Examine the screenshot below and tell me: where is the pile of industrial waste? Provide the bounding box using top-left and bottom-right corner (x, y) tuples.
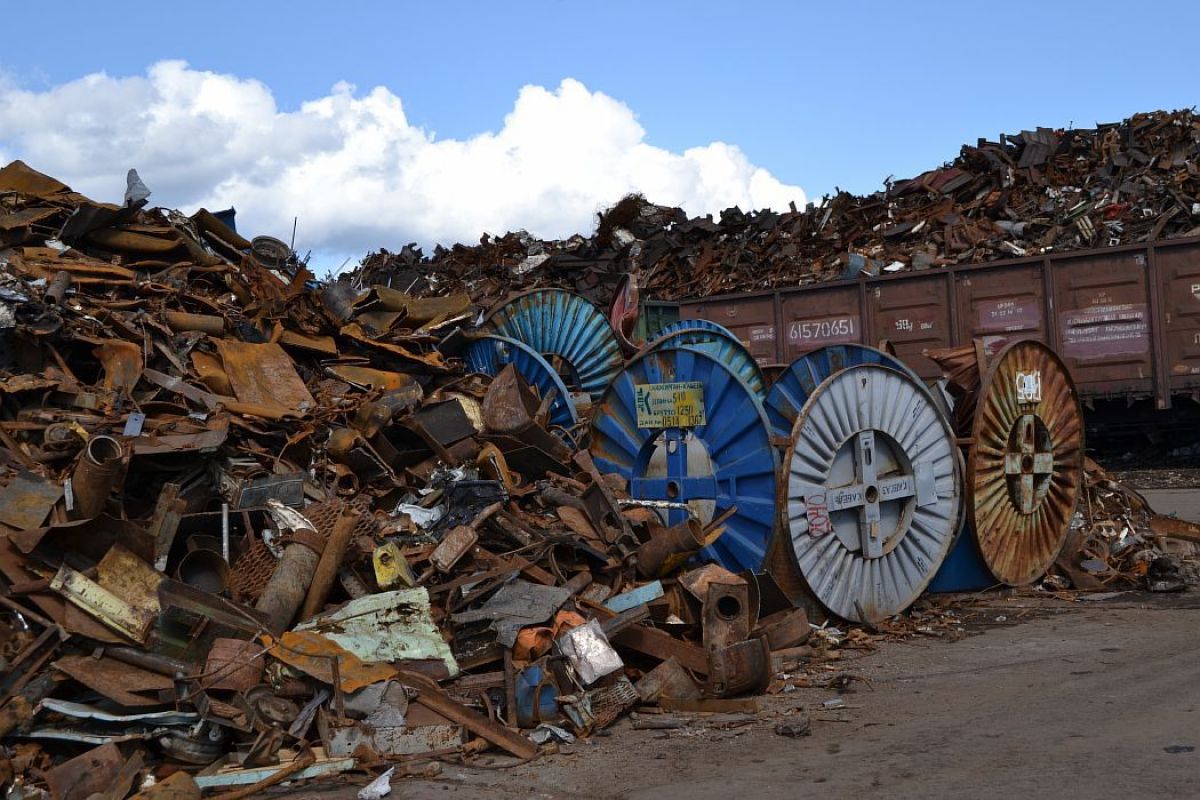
(4, 145), (1200, 798)
(359, 108), (1200, 305)
(0, 161), (818, 797)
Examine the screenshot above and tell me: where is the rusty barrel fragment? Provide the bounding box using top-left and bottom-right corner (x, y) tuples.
(255, 504), (323, 633)
(175, 549), (231, 595)
(636, 519), (705, 578)
(45, 270), (71, 304)
(69, 435), (125, 519)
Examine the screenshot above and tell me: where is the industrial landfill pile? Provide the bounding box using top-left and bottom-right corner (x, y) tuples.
(358, 108), (1200, 305)
(5, 120), (1200, 796)
(0, 160), (823, 797)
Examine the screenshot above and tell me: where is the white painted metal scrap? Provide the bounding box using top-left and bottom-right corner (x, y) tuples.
(784, 365), (961, 622)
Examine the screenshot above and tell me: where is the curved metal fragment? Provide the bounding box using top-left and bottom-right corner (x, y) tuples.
(464, 335), (579, 434)
(481, 289), (622, 401)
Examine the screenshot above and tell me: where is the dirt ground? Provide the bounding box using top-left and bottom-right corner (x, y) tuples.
(280, 591), (1200, 800)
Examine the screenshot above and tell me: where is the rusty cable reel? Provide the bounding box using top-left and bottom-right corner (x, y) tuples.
(968, 339), (1084, 586)
(783, 365), (961, 622)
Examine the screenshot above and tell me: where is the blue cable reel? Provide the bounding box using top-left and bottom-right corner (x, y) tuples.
(642, 329), (767, 397)
(764, 344), (924, 441)
(464, 335), (579, 438)
(650, 318), (740, 343)
(481, 289), (623, 402)
(590, 346), (778, 573)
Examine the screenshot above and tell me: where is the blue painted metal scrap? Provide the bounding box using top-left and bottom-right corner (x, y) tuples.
(643, 327), (767, 397)
(764, 343), (923, 440)
(464, 334), (579, 435)
(481, 289), (623, 401)
(590, 346), (778, 573)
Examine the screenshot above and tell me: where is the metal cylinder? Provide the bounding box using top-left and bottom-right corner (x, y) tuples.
(299, 505), (361, 621)
(162, 311), (225, 335)
(255, 540), (321, 634)
(45, 271), (71, 305)
(636, 519), (705, 578)
(70, 435), (125, 519)
(175, 549), (231, 595)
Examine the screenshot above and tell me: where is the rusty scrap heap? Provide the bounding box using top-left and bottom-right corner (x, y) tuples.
(0, 161), (811, 796)
(360, 109), (1200, 303)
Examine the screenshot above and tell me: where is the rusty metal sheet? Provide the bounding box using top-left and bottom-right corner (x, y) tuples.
(96, 543), (162, 616)
(92, 340), (144, 394)
(326, 363), (417, 390)
(1053, 250), (1153, 396)
(0, 472), (63, 530)
(214, 340), (315, 414)
(1154, 241), (1200, 394)
(866, 274), (951, 379)
(679, 294), (777, 365)
(780, 284), (864, 362)
(278, 329), (339, 356)
(262, 631), (397, 693)
(53, 655), (173, 707)
(45, 742), (125, 800)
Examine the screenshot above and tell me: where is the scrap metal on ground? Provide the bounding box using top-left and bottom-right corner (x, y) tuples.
(0, 163), (813, 797)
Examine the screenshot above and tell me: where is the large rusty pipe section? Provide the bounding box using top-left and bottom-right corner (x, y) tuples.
(70, 435), (125, 519)
(299, 505), (362, 620)
(255, 518), (322, 633)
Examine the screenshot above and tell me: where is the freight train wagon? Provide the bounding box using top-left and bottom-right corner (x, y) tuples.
(641, 236), (1200, 430)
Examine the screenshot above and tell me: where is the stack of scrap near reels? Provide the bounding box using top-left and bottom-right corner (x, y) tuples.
(771, 347), (963, 623)
(927, 339), (1085, 589)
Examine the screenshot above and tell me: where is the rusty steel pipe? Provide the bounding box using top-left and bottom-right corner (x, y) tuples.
(69, 435), (125, 520)
(299, 505), (362, 621)
(163, 311), (225, 335)
(635, 519), (705, 578)
(254, 513), (323, 633)
(45, 270), (71, 304)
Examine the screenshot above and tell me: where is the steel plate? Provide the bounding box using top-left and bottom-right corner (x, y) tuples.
(642, 329), (766, 397)
(464, 335), (579, 434)
(590, 347), (778, 572)
(783, 365), (961, 622)
(482, 289), (622, 401)
(765, 344), (922, 441)
(968, 339), (1084, 586)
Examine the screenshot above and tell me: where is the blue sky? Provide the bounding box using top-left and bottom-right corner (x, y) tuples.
(0, 1), (1196, 262)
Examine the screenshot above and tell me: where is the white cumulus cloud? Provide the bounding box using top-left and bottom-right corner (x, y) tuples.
(0, 61), (805, 265)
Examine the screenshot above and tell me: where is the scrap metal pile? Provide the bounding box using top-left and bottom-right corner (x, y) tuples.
(360, 109), (1200, 303)
(0, 162), (812, 797)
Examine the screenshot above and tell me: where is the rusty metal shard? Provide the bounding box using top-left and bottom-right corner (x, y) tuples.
(214, 340), (315, 414)
(0, 472), (63, 530)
